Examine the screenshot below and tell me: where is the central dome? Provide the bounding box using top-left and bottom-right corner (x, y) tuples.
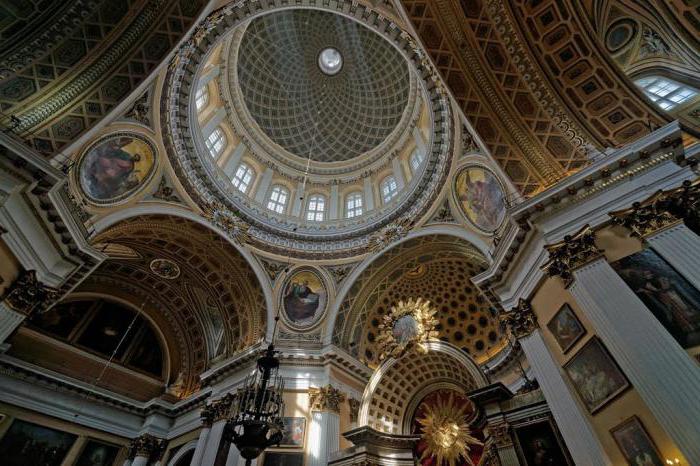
(235, 9), (411, 163)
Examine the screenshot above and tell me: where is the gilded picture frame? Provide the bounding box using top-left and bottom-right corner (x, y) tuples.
(610, 416), (664, 466)
(546, 303), (586, 354)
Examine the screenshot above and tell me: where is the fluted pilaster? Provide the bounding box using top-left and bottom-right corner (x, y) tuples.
(308, 385), (344, 466)
(646, 223), (700, 291)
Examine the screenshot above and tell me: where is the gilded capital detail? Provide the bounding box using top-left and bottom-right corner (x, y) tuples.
(128, 434), (166, 460)
(1, 270), (59, 315)
(541, 226), (604, 285)
(609, 190), (681, 238)
(499, 299), (538, 339)
(309, 385), (346, 414)
(488, 423), (513, 448)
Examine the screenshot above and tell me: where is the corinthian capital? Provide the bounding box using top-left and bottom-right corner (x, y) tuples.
(309, 385), (346, 414)
(499, 299), (538, 339)
(128, 434), (166, 460)
(609, 190), (681, 238)
(541, 225), (604, 285)
(1, 270), (59, 315)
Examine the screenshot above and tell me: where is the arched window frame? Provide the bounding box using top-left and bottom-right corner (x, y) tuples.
(410, 149), (425, 173)
(306, 194), (326, 222)
(267, 185), (289, 214)
(195, 85), (209, 110)
(205, 127), (227, 158)
(634, 76), (698, 111)
(232, 163), (255, 194)
(380, 175), (399, 204)
(346, 192), (363, 218)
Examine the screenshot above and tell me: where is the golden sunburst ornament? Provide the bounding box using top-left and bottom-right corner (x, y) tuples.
(376, 297), (439, 361)
(417, 392), (483, 466)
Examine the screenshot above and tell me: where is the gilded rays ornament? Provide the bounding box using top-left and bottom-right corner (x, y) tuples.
(376, 297), (439, 361)
(416, 392), (482, 466)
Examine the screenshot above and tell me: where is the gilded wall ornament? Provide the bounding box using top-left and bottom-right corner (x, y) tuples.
(202, 201), (251, 244)
(487, 423), (512, 448)
(609, 190), (681, 238)
(376, 297), (439, 361)
(2, 270), (59, 315)
(499, 299), (538, 339)
(149, 258), (181, 280)
(309, 385), (345, 414)
(348, 398), (361, 424)
(127, 434), (166, 460)
(366, 217), (414, 252)
(541, 226), (604, 285)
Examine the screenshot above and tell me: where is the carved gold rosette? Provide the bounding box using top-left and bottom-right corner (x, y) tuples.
(309, 385), (346, 414)
(499, 299), (538, 339)
(376, 297), (439, 361)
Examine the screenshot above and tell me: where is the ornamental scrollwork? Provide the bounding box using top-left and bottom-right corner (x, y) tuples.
(309, 385), (346, 414)
(2, 270), (60, 315)
(202, 201), (251, 245)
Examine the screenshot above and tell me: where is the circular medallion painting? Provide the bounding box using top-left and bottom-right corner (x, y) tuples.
(78, 133), (156, 204)
(455, 166), (506, 232)
(282, 269), (327, 328)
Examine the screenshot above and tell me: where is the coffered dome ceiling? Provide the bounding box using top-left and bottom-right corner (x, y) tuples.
(236, 9), (411, 163)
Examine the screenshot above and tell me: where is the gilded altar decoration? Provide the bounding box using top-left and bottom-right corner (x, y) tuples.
(77, 133), (156, 204)
(376, 297), (439, 361)
(415, 391), (483, 466)
(202, 201), (251, 244)
(149, 258), (181, 280)
(455, 166), (507, 233)
(499, 299), (538, 339)
(541, 225), (604, 285)
(609, 190), (681, 238)
(309, 385), (345, 414)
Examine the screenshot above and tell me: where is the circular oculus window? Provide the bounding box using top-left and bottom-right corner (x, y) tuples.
(318, 47), (343, 75)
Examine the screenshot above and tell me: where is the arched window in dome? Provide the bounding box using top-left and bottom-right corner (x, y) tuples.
(306, 194), (326, 222)
(410, 149), (425, 173)
(232, 163), (254, 194)
(27, 299), (164, 378)
(635, 76), (698, 111)
(195, 85), (209, 110)
(346, 192), (363, 218)
(267, 185), (289, 214)
(205, 127), (227, 158)
(381, 175), (399, 204)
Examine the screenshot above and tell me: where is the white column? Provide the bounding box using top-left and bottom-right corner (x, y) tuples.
(307, 411), (340, 466)
(254, 168), (273, 204)
(190, 427), (211, 466)
(329, 185), (339, 220)
(391, 158), (406, 190)
(131, 457), (148, 466)
(222, 143), (246, 178)
(201, 108), (226, 138)
(495, 447), (519, 466)
(225, 444), (241, 466)
(646, 223), (700, 291)
(362, 179), (374, 212)
(570, 258), (700, 464)
(122, 460), (132, 466)
(520, 330), (611, 466)
(0, 302), (24, 346)
(200, 420), (227, 466)
(291, 181), (305, 217)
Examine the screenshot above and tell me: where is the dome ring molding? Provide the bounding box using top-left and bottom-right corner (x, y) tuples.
(163, 2), (453, 259)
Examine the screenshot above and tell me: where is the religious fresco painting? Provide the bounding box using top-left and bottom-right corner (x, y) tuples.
(513, 418), (572, 466)
(0, 419), (77, 466)
(283, 269), (327, 327)
(563, 338), (630, 413)
(75, 439), (120, 466)
(610, 416), (664, 466)
(262, 451), (304, 466)
(280, 417), (306, 448)
(612, 248), (700, 348)
(546, 304), (586, 353)
(455, 166), (507, 232)
(78, 133), (156, 203)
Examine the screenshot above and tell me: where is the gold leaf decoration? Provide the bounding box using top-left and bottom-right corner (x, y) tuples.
(376, 297), (439, 361)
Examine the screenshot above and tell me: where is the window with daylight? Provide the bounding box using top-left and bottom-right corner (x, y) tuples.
(381, 175), (399, 204)
(346, 192), (363, 218)
(306, 194), (326, 222)
(205, 127), (227, 158)
(232, 163), (254, 194)
(410, 149), (425, 173)
(195, 85), (209, 110)
(267, 185), (289, 214)
(635, 76), (698, 111)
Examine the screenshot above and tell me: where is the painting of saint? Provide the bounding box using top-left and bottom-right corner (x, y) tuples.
(563, 338), (630, 413)
(0, 419), (77, 466)
(546, 304), (586, 353)
(280, 417), (306, 447)
(513, 418), (572, 466)
(79, 134), (155, 203)
(283, 270), (326, 326)
(611, 416), (664, 466)
(612, 249), (700, 348)
(75, 440), (120, 466)
(455, 166), (506, 232)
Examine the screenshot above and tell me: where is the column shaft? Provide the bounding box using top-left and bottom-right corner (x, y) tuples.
(225, 444), (241, 466)
(200, 420), (227, 466)
(520, 330), (611, 466)
(131, 456), (148, 466)
(190, 427), (211, 466)
(495, 446), (520, 466)
(307, 411), (340, 466)
(570, 258), (700, 464)
(647, 223), (700, 291)
(0, 302), (24, 345)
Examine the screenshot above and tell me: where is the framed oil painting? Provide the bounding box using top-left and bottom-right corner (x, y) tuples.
(75, 439), (120, 466)
(282, 269), (327, 328)
(612, 248), (700, 348)
(513, 417), (572, 466)
(78, 132), (156, 204)
(280, 417), (306, 448)
(563, 338), (630, 413)
(547, 304), (586, 353)
(262, 451), (304, 466)
(611, 416), (664, 466)
(0, 419), (77, 466)
(455, 166), (506, 232)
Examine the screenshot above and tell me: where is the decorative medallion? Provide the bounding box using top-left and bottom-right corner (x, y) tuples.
(77, 132), (156, 204)
(605, 19), (638, 53)
(149, 258), (181, 280)
(455, 166), (506, 233)
(281, 268), (328, 329)
(376, 297), (439, 361)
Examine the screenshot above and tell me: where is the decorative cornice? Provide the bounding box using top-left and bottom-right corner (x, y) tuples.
(499, 299), (538, 339)
(609, 190), (682, 238)
(128, 433), (166, 460)
(1, 270), (60, 316)
(541, 225), (604, 285)
(309, 385), (346, 414)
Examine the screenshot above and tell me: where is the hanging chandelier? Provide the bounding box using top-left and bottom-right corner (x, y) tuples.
(225, 322), (285, 465)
